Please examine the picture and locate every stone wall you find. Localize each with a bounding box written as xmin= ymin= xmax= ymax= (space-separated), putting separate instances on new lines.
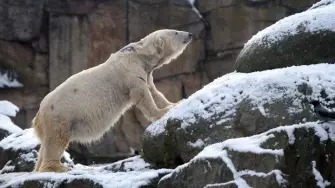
xmin=0 ymin=0 xmax=319 ymax=162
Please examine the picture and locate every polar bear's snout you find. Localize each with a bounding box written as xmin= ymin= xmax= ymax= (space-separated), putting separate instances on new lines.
xmin=183 ymin=32 xmax=192 ymax=44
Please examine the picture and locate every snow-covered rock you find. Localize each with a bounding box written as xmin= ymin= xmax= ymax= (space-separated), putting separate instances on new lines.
xmin=0 ymin=128 xmax=74 ymax=174
xmin=0 ymin=71 xmax=23 ymax=88
xmin=142 ymin=63 xmax=335 ymax=167
xmin=157 ymin=122 xmax=335 ymax=188
xmin=0 ymin=100 xmax=22 ymax=137
xmin=0 ymin=156 xmax=172 ymax=188
xmin=235 ymin=0 xmax=335 ymax=73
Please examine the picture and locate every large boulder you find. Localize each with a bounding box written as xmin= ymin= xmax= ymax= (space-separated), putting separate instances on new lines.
xmin=142 ymin=63 xmax=335 ymax=167
xmin=235 ymin=1 xmax=335 ymax=73
xmin=157 ymin=122 xmax=335 ymax=188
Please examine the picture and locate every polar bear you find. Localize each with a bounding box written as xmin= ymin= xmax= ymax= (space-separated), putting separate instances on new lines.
xmin=32 ymin=29 xmax=192 ymax=172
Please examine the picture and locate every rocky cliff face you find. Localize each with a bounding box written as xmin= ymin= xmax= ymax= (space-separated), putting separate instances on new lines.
xmin=0 ymin=0 xmax=319 ymax=161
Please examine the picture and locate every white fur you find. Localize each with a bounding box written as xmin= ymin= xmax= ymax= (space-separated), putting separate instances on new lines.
xmin=32 ymin=29 xmax=192 ymax=172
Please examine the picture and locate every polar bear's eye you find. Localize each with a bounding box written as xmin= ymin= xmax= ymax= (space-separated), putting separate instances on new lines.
xmin=175 ymin=32 xmax=178 ymax=35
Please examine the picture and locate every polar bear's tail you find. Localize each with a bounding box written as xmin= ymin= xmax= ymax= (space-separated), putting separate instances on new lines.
xmin=31 ymin=112 xmax=38 ymax=128
xmin=32 ymin=111 xmax=43 ymax=140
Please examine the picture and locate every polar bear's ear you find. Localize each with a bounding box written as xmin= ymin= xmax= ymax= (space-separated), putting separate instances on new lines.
xmin=153 ymin=36 xmax=165 ymax=53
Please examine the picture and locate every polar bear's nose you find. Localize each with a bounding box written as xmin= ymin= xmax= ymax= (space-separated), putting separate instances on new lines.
xmin=188 ymin=33 xmax=193 ymax=38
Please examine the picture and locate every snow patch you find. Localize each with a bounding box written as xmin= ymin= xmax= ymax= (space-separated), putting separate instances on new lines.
xmin=312 ymin=161 xmax=331 ymax=188
xmin=19 ymin=152 xmax=37 ymax=163
xmin=188 ymin=139 xmax=205 ymax=148
xmin=257 ymin=105 xmax=268 ymax=116
xmin=0 ymin=100 xmax=19 ymax=117
xmin=205 ymin=181 xmax=236 ymax=188
xmin=0 ymin=100 xmax=22 ymax=134
xmin=0 ymin=114 xmax=22 ymax=134
xmin=239 ymin=169 xmax=287 ymax=185
xmin=105 ymin=156 xmax=151 ymax=172
xmin=0 ymin=72 xmax=23 ymax=88
xmin=0 ymin=161 xmax=15 ymax=174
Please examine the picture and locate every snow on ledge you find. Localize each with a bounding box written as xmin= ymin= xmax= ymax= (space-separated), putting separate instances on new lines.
xmin=0 ymin=100 xmax=19 ymax=117
xmin=245 ymin=2 xmax=335 ymax=47
xmin=0 ymin=72 xmax=23 ymax=88
xmin=0 ymin=100 xmax=22 ymax=134
xmin=0 ymin=128 xmax=39 ymax=150
xmin=147 ymin=63 xmax=335 ymax=136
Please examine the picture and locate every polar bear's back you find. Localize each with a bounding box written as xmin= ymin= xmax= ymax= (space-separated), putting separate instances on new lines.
xmin=38 ymin=62 xmax=132 ymax=141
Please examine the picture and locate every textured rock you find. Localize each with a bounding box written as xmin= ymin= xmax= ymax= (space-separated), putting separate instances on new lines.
xmin=158 ymin=123 xmax=334 ymax=188
xmin=0 ymin=148 xmax=37 ymax=173
xmin=198 ymin=0 xmax=237 ymax=13
xmin=155 ymin=79 xmax=183 ymax=103
xmin=32 ymin=54 xmax=49 ymax=86
xmin=49 ymin=13 xmax=90 ymax=90
xmin=204 ymin=49 xmax=240 ymax=80
xmin=45 ymin=0 xmax=105 ymax=14
xmin=281 ymin=0 xmax=319 ymax=10
xmin=88 ymin=0 xmax=126 ymax=67
xmin=31 ymin=30 xmax=48 ymax=53
xmin=206 ymin=4 xmax=285 ymax=52
xmin=0 ymin=0 xmax=44 ymax=41
xmin=0 ymin=40 xmax=44 ymax=88
xmin=0 ymin=89 xmax=24 ymax=109
xmin=158 ymin=158 xmax=234 ymax=188
xmin=181 ymin=72 xmax=209 ymax=97
xmin=235 ymin=3 xmax=335 ymax=73
xmin=142 ymin=64 xmax=335 ymax=167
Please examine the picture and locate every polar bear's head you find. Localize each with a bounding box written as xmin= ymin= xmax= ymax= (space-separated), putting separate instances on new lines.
xmin=135 ymin=29 xmax=193 ymax=71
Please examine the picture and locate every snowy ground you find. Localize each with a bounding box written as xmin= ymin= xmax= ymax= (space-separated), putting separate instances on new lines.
xmin=147 ymin=63 xmax=335 ymax=135
xmin=0 ymin=156 xmax=172 ymax=188
xmin=244 ymin=0 xmax=335 ymax=46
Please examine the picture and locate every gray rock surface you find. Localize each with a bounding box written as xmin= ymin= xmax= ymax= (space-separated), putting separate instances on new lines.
xmin=157 ymin=123 xmax=334 ymax=188
xmin=0 ymin=0 xmax=44 ymax=41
